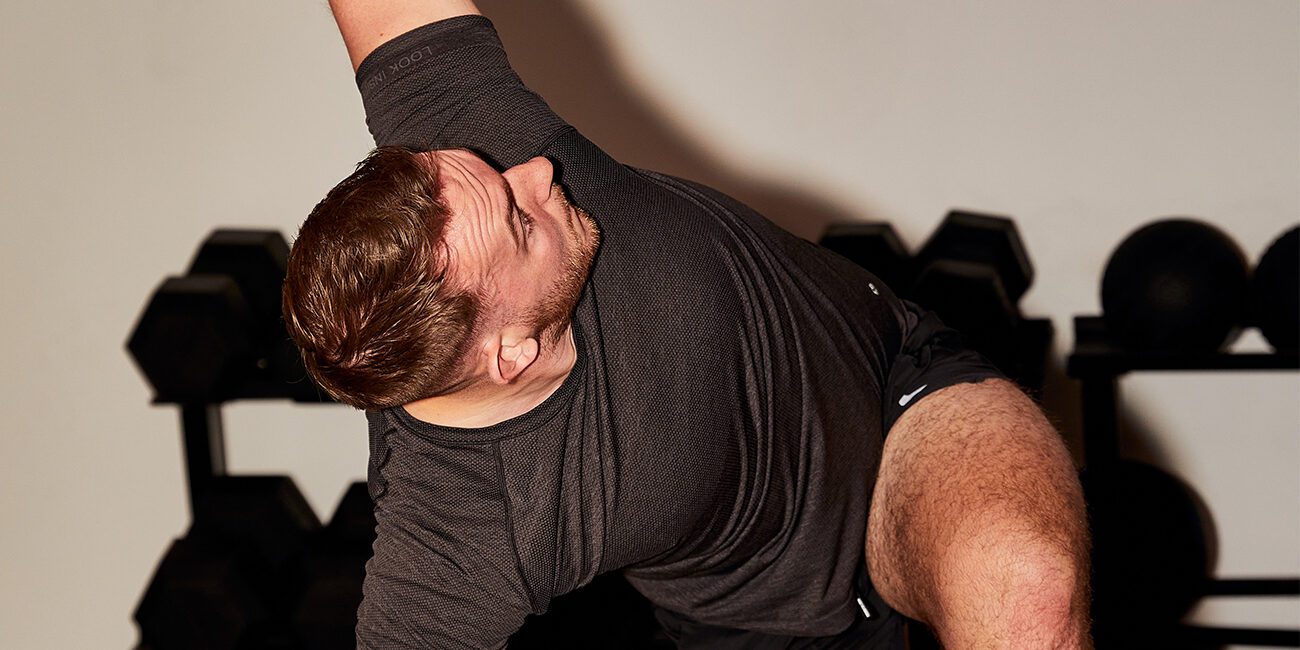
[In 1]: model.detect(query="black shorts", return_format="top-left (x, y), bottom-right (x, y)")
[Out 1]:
top-left (881, 299), bottom-right (1008, 436)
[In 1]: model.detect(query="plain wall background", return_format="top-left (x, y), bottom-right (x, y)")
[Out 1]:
top-left (1, 0), bottom-right (1296, 646)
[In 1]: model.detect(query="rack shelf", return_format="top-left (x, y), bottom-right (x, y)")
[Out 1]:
top-left (1067, 316), bottom-right (1298, 470)
top-left (1066, 315), bottom-right (1300, 648)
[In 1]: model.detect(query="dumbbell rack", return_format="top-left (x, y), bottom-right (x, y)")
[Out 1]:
top-left (173, 394), bottom-right (336, 516)
top-left (178, 402), bottom-right (228, 518)
top-left (1068, 315), bottom-right (1300, 648)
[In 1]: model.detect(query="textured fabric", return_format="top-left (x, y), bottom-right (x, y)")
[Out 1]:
top-left (353, 16), bottom-right (1005, 649)
top-left (653, 562), bottom-right (904, 649)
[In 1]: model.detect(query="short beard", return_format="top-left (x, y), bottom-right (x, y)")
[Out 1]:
top-left (528, 195), bottom-right (601, 348)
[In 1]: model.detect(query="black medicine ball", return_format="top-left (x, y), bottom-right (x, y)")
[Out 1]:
top-left (1101, 218), bottom-right (1249, 352)
top-left (1082, 460), bottom-right (1214, 646)
top-left (1249, 225), bottom-right (1299, 353)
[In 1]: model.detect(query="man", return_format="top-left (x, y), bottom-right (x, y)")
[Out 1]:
top-left (283, 1), bottom-right (1091, 647)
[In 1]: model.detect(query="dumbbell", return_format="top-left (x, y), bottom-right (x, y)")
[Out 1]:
top-left (818, 222), bottom-right (912, 293)
top-left (134, 537), bottom-right (274, 650)
top-left (127, 229), bottom-right (324, 403)
top-left (135, 475), bottom-right (321, 649)
top-left (292, 482), bottom-right (376, 649)
top-left (823, 212), bottom-right (1052, 391)
top-left (907, 210), bottom-right (1051, 384)
top-left (128, 274), bottom-right (258, 402)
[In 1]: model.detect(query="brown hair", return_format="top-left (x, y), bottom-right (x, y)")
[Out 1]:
top-left (283, 147), bottom-right (480, 410)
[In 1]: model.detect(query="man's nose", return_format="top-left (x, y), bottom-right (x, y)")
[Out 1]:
top-left (504, 157), bottom-right (555, 204)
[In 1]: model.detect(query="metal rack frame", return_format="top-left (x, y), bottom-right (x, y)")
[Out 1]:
top-left (1067, 315), bottom-right (1300, 647)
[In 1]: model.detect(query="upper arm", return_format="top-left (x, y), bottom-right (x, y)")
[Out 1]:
top-left (329, 0), bottom-right (481, 71)
top-left (358, 500), bottom-right (533, 649)
top-left (866, 378), bottom-right (1085, 621)
top-left (348, 12), bottom-right (570, 165)
top-left (358, 419), bottom-right (535, 649)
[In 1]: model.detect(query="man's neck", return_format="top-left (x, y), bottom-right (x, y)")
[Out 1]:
top-left (403, 324), bottom-right (577, 428)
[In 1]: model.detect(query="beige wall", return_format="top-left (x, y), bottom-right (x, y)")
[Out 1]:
top-left (1, 0), bottom-right (1295, 646)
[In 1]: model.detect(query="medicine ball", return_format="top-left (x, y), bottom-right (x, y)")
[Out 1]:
top-left (1101, 218), bottom-right (1249, 352)
top-left (1250, 226), bottom-right (1299, 353)
top-left (1082, 460), bottom-right (1215, 647)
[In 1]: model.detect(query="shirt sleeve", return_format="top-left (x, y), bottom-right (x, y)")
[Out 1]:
top-left (356, 509), bottom-right (531, 649)
top-left (354, 15), bottom-right (572, 169)
top-left (357, 414), bottom-right (535, 649)
top-left (880, 299), bottom-right (1008, 435)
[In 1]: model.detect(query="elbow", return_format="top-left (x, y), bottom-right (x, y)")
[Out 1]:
top-left (989, 538), bottom-right (1086, 623)
top-left (929, 530), bottom-right (1092, 649)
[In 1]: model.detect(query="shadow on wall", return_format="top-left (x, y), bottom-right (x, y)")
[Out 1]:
top-left (477, 0), bottom-right (868, 242)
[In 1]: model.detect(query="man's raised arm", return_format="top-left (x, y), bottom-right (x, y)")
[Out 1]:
top-left (329, 0), bottom-right (481, 71)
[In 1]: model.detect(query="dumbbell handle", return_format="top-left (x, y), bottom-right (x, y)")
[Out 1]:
top-left (180, 403), bottom-right (227, 519)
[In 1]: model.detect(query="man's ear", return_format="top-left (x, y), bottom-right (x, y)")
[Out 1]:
top-left (486, 329), bottom-right (539, 384)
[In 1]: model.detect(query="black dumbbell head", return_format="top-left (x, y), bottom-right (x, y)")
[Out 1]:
top-left (819, 222), bottom-right (911, 293)
top-left (914, 210), bottom-right (1034, 303)
top-left (910, 259), bottom-right (1020, 371)
top-left (186, 228), bottom-right (331, 401)
top-left (190, 475), bottom-right (322, 574)
top-left (292, 542), bottom-right (371, 650)
top-left (327, 481), bottom-right (377, 548)
top-left (1101, 218), bottom-right (1249, 352)
top-left (188, 230), bottom-right (290, 335)
top-left (187, 476), bottom-right (323, 625)
top-left (127, 275), bottom-right (257, 403)
top-left (135, 537), bottom-right (268, 650)
top-left (282, 481), bottom-right (378, 648)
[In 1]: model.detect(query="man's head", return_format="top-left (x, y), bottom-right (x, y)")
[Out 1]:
top-left (283, 147), bottom-right (600, 410)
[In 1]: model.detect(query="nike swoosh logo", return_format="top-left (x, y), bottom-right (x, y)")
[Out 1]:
top-left (898, 384), bottom-right (928, 407)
